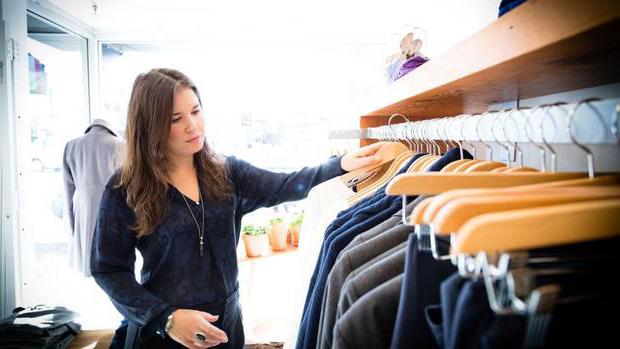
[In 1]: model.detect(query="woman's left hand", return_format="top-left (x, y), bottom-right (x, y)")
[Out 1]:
top-left (340, 142), bottom-right (384, 172)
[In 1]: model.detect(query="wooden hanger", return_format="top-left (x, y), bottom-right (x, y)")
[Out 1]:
top-left (488, 166), bottom-right (539, 173)
top-left (432, 187), bottom-right (620, 235)
top-left (408, 197), bottom-right (435, 224)
top-left (440, 158), bottom-right (471, 172)
top-left (463, 161), bottom-right (507, 172)
top-left (453, 159), bottom-right (484, 172)
top-left (452, 199), bottom-right (620, 254)
top-left (409, 155), bottom-right (516, 224)
top-left (406, 154), bottom-right (434, 172)
top-left (416, 175), bottom-right (620, 225)
top-left (347, 150), bottom-right (413, 204)
top-left (340, 142), bottom-right (409, 185)
top-left (386, 172), bottom-right (588, 196)
top-left (504, 167), bottom-right (539, 173)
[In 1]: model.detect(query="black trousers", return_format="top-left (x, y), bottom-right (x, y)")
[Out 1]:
top-left (114, 290), bottom-right (244, 349)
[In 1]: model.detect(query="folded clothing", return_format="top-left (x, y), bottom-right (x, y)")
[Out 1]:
top-left (0, 305), bottom-right (81, 349)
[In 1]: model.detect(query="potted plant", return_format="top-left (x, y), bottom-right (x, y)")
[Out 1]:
top-left (242, 224), bottom-right (267, 257)
top-left (268, 217), bottom-right (289, 251)
top-left (289, 211), bottom-right (303, 247)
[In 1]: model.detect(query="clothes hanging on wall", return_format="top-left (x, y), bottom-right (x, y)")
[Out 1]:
top-left (295, 148), bottom-right (471, 349)
top-left (62, 118), bottom-right (123, 277)
top-left (289, 139), bottom-right (620, 349)
top-left (288, 177), bottom-right (355, 345)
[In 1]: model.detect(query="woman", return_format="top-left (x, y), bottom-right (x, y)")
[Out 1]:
top-left (90, 68), bottom-right (382, 349)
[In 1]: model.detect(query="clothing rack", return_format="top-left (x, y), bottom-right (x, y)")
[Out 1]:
top-left (330, 99), bottom-right (620, 146)
top-left (294, 1), bottom-right (620, 348)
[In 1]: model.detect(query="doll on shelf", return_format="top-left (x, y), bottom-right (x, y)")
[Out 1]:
top-left (385, 30), bottom-right (429, 83)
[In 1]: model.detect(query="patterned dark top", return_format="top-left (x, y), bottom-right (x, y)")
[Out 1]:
top-left (90, 155), bottom-right (344, 336)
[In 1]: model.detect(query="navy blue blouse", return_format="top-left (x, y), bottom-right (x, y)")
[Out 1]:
top-left (90, 155), bottom-right (344, 336)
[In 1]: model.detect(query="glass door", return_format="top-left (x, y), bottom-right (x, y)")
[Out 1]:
top-left (18, 12), bottom-right (122, 329)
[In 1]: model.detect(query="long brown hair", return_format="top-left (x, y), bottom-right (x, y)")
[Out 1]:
top-left (118, 68), bottom-right (232, 237)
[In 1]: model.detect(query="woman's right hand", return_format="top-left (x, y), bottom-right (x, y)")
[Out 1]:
top-left (167, 309), bottom-right (229, 348)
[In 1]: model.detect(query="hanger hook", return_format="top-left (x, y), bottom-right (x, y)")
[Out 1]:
top-left (437, 118), bottom-right (447, 154)
top-left (491, 110), bottom-right (512, 166)
top-left (459, 114), bottom-right (477, 159)
top-left (426, 120), bottom-right (436, 155)
top-left (411, 121), bottom-right (419, 152)
top-left (431, 119), bottom-right (442, 155)
top-left (418, 121), bottom-right (427, 153)
top-left (507, 108), bottom-right (528, 168)
top-left (567, 98), bottom-right (603, 178)
top-left (541, 103), bottom-right (564, 172)
top-left (413, 120), bottom-right (422, 153)
top-left (388, 113), bottom-right (410, 147)
top-left (442, 117), bottom-right (456, 151)
top-left (431, 119), bottom-right (441, 155)
top-left (419, 120), bottom-right (429, 154)
top-left (475, 112), bottom-right (493, 160)
top-left (447, 116), bottom-right (463, 158)
top-left (388, 113), bottom-right (413, 150)
top-left (524, 105), bottom-right (548, 172)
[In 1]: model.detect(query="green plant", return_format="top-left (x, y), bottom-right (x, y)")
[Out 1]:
top-left (291, 211), bottom-right (304, 227)
top-left (242, 224), bottom-right (266, 236)
top-left (269, 217), bottom-right (284, 225)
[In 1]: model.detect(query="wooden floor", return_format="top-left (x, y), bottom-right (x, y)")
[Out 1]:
top-left (68, 330), bottom-right (114, 349)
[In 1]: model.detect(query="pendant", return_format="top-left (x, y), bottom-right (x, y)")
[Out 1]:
top-left (199, 237), bottom-right (204, 257)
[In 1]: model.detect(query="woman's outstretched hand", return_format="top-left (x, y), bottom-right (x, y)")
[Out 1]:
top-left (168, 309), bottom-right (228, 348)
top-left (340, 142), bottom-right (384, 172)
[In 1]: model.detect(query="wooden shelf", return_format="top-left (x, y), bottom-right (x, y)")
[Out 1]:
top-left (363, 0), bottom-right (620, 122)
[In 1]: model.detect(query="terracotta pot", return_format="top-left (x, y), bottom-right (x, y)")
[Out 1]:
top-left (242, 234), bottom-right (266, 257)
top-left (289, 225), bottom-right (300, 247)
top-left (268, 222), bottom-right (289, 251)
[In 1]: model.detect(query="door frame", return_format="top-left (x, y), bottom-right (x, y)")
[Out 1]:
top-left (0, 0), bottom-right (98, 317)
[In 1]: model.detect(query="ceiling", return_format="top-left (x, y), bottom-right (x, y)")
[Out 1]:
top-left (40, 0), bottom-right (498, 46)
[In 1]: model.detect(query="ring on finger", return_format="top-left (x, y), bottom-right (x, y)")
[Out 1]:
top-left (195, 332), bottom-right (207, 342)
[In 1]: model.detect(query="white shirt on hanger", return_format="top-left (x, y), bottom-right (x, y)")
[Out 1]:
top-left (285, 176), bottom-right (354, 348)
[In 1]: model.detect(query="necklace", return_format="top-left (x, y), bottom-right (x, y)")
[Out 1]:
top-left (179, 188), bottom-right (205, 257)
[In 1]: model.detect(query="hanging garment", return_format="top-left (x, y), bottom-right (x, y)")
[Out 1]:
top-left (390, 234), bottom-right (457, 349)
top-left (286, 177), bottom-right (354, 348)
top-left (431, 238), bottom-right (620, 349)
top-left (296, 154), bottom-right (424, 332)
top-left (318, 197), bottom-right (426, 348)
top-left (298, 177), bottom-right (355, 264)
top-left (63, 118), bottom-right (123, 277)
top-left (91, 156), bottom-right (345, 348)
top-left (328, 152), bottom-right (427, 227)
top-left (336, 241), bottom-right (409, 319)
top-left (337, 196), bottom-right (426, 256)
top-left (296, 148), bottom-right (465, 349)
top-left (333, 274), bottom-right (404, 349)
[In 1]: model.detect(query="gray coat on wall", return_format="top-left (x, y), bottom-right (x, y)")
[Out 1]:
top-left (63, 119), bottom-right (123, 277)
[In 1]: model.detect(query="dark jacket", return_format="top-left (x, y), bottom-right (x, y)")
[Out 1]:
top-left (91, 155), bottom-right (344, 348)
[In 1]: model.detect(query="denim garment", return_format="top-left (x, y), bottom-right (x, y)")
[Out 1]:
top-left (91, 155), bottom-right (344, 347)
